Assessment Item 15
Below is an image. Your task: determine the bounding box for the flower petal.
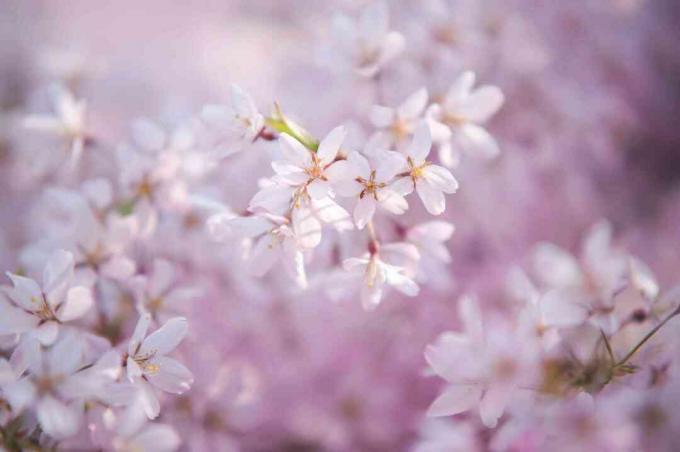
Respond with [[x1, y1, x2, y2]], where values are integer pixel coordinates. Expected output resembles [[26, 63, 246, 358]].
[[146, 356, 193, 394], [354, 196, 377, 229], [427, 385, 481, 417], [317, 125, 346, 166], [56, 286, 93, 322], [139, 317, 188, 357]]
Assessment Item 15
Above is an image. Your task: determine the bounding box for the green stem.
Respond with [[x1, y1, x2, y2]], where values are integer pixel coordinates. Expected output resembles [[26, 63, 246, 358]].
[[616, 304, 680, 367]]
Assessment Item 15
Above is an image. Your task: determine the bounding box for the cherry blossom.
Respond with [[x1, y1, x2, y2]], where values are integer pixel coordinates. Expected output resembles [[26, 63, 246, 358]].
[[23, 84, 88, 164], [427, 71, 504, 167], [1, 250, 93, 350], [343, 246, 419, 310], [200, 84, 264, 157], [392, 123, 459, 215], [126, 313, 193, 419], [330, 1, 405, 77], [369, 88, 428, 147], [332, 150, 409, 229]]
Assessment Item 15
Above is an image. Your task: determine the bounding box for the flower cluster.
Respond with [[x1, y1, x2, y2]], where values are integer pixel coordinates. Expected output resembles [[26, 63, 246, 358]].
[[0, 0, 677, 450]]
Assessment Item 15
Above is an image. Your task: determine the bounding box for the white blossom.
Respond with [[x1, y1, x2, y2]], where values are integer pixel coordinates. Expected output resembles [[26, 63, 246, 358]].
[[427, 71, 504, 167], [330, 1, 405, 77], [392, 123, 459, 215], [126, 314, 193, 419]]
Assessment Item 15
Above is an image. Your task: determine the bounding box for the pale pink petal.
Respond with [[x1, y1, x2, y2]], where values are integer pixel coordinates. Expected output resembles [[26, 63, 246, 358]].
[[292, 208, 322, 249], [56, 286, 93, 322], [408, 121, 433, 163], [0, 298, 38, 335], [146, 356, 193, 394], [444, 71, 476, 108], [100, 256, 136, 281], [307, 179, 331, 200], [455, 123, 500, 159], [247, 235, 279, 277], [375, 150, 407, 182], [422, 165, 459, 193], [540, 289, 589, 328], [416, 181, 446, 215], [479, 384, 511, 428], [324, 160, 353, 183], [532, 243, 583, 288], [279, 133, 312, 167], [390, 176, 415, 196], [347, 151, 372, 179], [427, 385, 481, 417], [137, 378, 161, 419], [398, 88, 428, 120], [130, 424, 181, 452], [139, 317, 188, 357], [334, 179, 364, 197], [317, 125, 346, 166], [5, 273, 43, 312], [354, 196, 377, 229], [37, 395, 83, 439], [459, 86, 504, 123], [128, 313, 152, 355], [378, 188, 408, 214], [33, 320, 59, 346]]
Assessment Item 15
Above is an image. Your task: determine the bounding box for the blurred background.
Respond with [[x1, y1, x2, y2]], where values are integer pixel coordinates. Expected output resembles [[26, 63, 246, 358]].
[[1, 0, 680, 450]]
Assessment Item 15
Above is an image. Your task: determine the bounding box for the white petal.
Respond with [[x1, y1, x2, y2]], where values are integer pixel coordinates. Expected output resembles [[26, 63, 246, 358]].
[[354, 196, 377, 229], [37, 396, 82, 439], [137, 378, 161, 419], [324, 160, 354, 183], [146, 260, 174, 300], [479, 384, 511, 428], [385, 269, 419, 296], [378, 188, 408, 214], [248, 183, 294, 216], [427, 385, 481, 417], [279, 133, 312, 167], [292, 207, 322, 249], [424, 332, 472, 382], [422, 165, 459, 194], [247, 235, 279, 277], [416, 181, 446, 215], [33, 320, 59, 346], [0, 298, 38, 335], [43, 250, 75, 306], [334, 179, 364, 197], [629, 257, 659, 301], [309, 197, 353, 231], [347, 151, 372, 179], [139, 317, 188, 357], [129, 424, 181, 452], [390, 176, 414, 196], [459, 86, 504, 123], [56, 286, 93, 322], [540, 289, 589, 328], [375, 150, 407, 182], [282, 243, 307, 289], [100, 256, 136, 281], [444, 71, 476, 108], [408, 122, 433, 163], [454, 124, 500, 159], [5, 272, 43, 312], [146, 356, 193, 394], [360, 283, 383, 310], [4, 378, 36, 412], [128, 313, 152, 355], [10, 337, 40, 376], [398, 88, 428, 120], [307, 179, 331, 200], [532, 243, 583, 288], [48, 332, 84, 376], [317, 125, 346, 166], [223, 215, 272, 239]]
